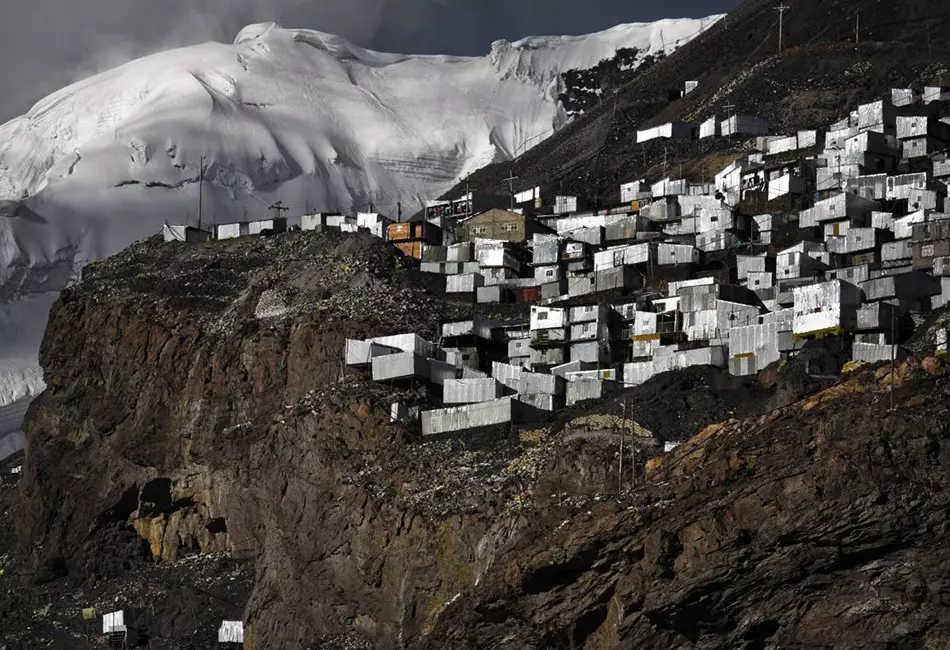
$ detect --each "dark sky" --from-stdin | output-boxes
[0,0,738,122]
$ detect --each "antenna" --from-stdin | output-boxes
[775,4,790,54]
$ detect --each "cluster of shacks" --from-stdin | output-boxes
[165,86,950,437]
[342,87,950,436]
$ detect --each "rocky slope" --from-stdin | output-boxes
[455,0,950,205]
[5,231,950,648]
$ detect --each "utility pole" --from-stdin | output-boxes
[890,306,896,411]
[630,401,636,486]
[397,201,402,222]
[197,155,205,233]
[855,11,860,47]
[775,4,789,54]
[618,400,625,494]
[458,174,476,242]
[927,20,933,59]
[268,200,289,221]
[503,171,519,210]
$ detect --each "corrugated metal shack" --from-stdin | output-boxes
[443,378,505,404]
[623,346,727,387]
[792,280,864,338]
[422,398,516,436]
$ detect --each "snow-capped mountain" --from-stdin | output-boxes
[0,16,720,423]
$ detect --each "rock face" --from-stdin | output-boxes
[11,230,950,648]
[423,359,950,649]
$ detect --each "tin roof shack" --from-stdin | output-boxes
[622,346,727,387]
[422,398,519,436]
[446,273,484,297]
[652,178,689,199]
[565,378,621,407]
[657,243,701,268]
[300,212,341,232]
[531,233,561,267]
[514,185,554,211]
[493,361,525,391]
[569,304,624,364]
[891,88,919,107]
[777,241,829,280]
[441,317,509,371]
[605,214,650,243]
[699,116,721,139]
[911,219,950,270]
[678,283,763,343]
[554,195,585,215]
[459,209,547,243]
[620,180,651,204]
[825,227,888,261]
[799,192,879,229]
[936,157,950,183]
[844,130,898,161]
[885,173,943,210]
[595,266,641,295]
[721,114,769,137]
[857,99,902,135]
[474,239,523,274]
[857,301,900,341]
[902,137,946,160]
[218,621,245,645]
[357,212,394,240]
[860,271,942,313]
[826,264,874,286]
[729,322,782,376]
[517,371,565,411]
[751,213,790,245]
[371,352,433,385]
[103,609,142,647]
[443,378,506,404]
[737,254,775,285]
[618,309,672,360]
[923,86,950,104]
[529,306,569,360]
[163,224,212,244]
[792,280,864,340]
[847,174,888,201]
[636,122,697,143]
[247,218,288,236]
[896,115,950,142]
[214,222,250,239]
[852,341,908,364]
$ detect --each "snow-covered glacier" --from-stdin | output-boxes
[0,16,721,424]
